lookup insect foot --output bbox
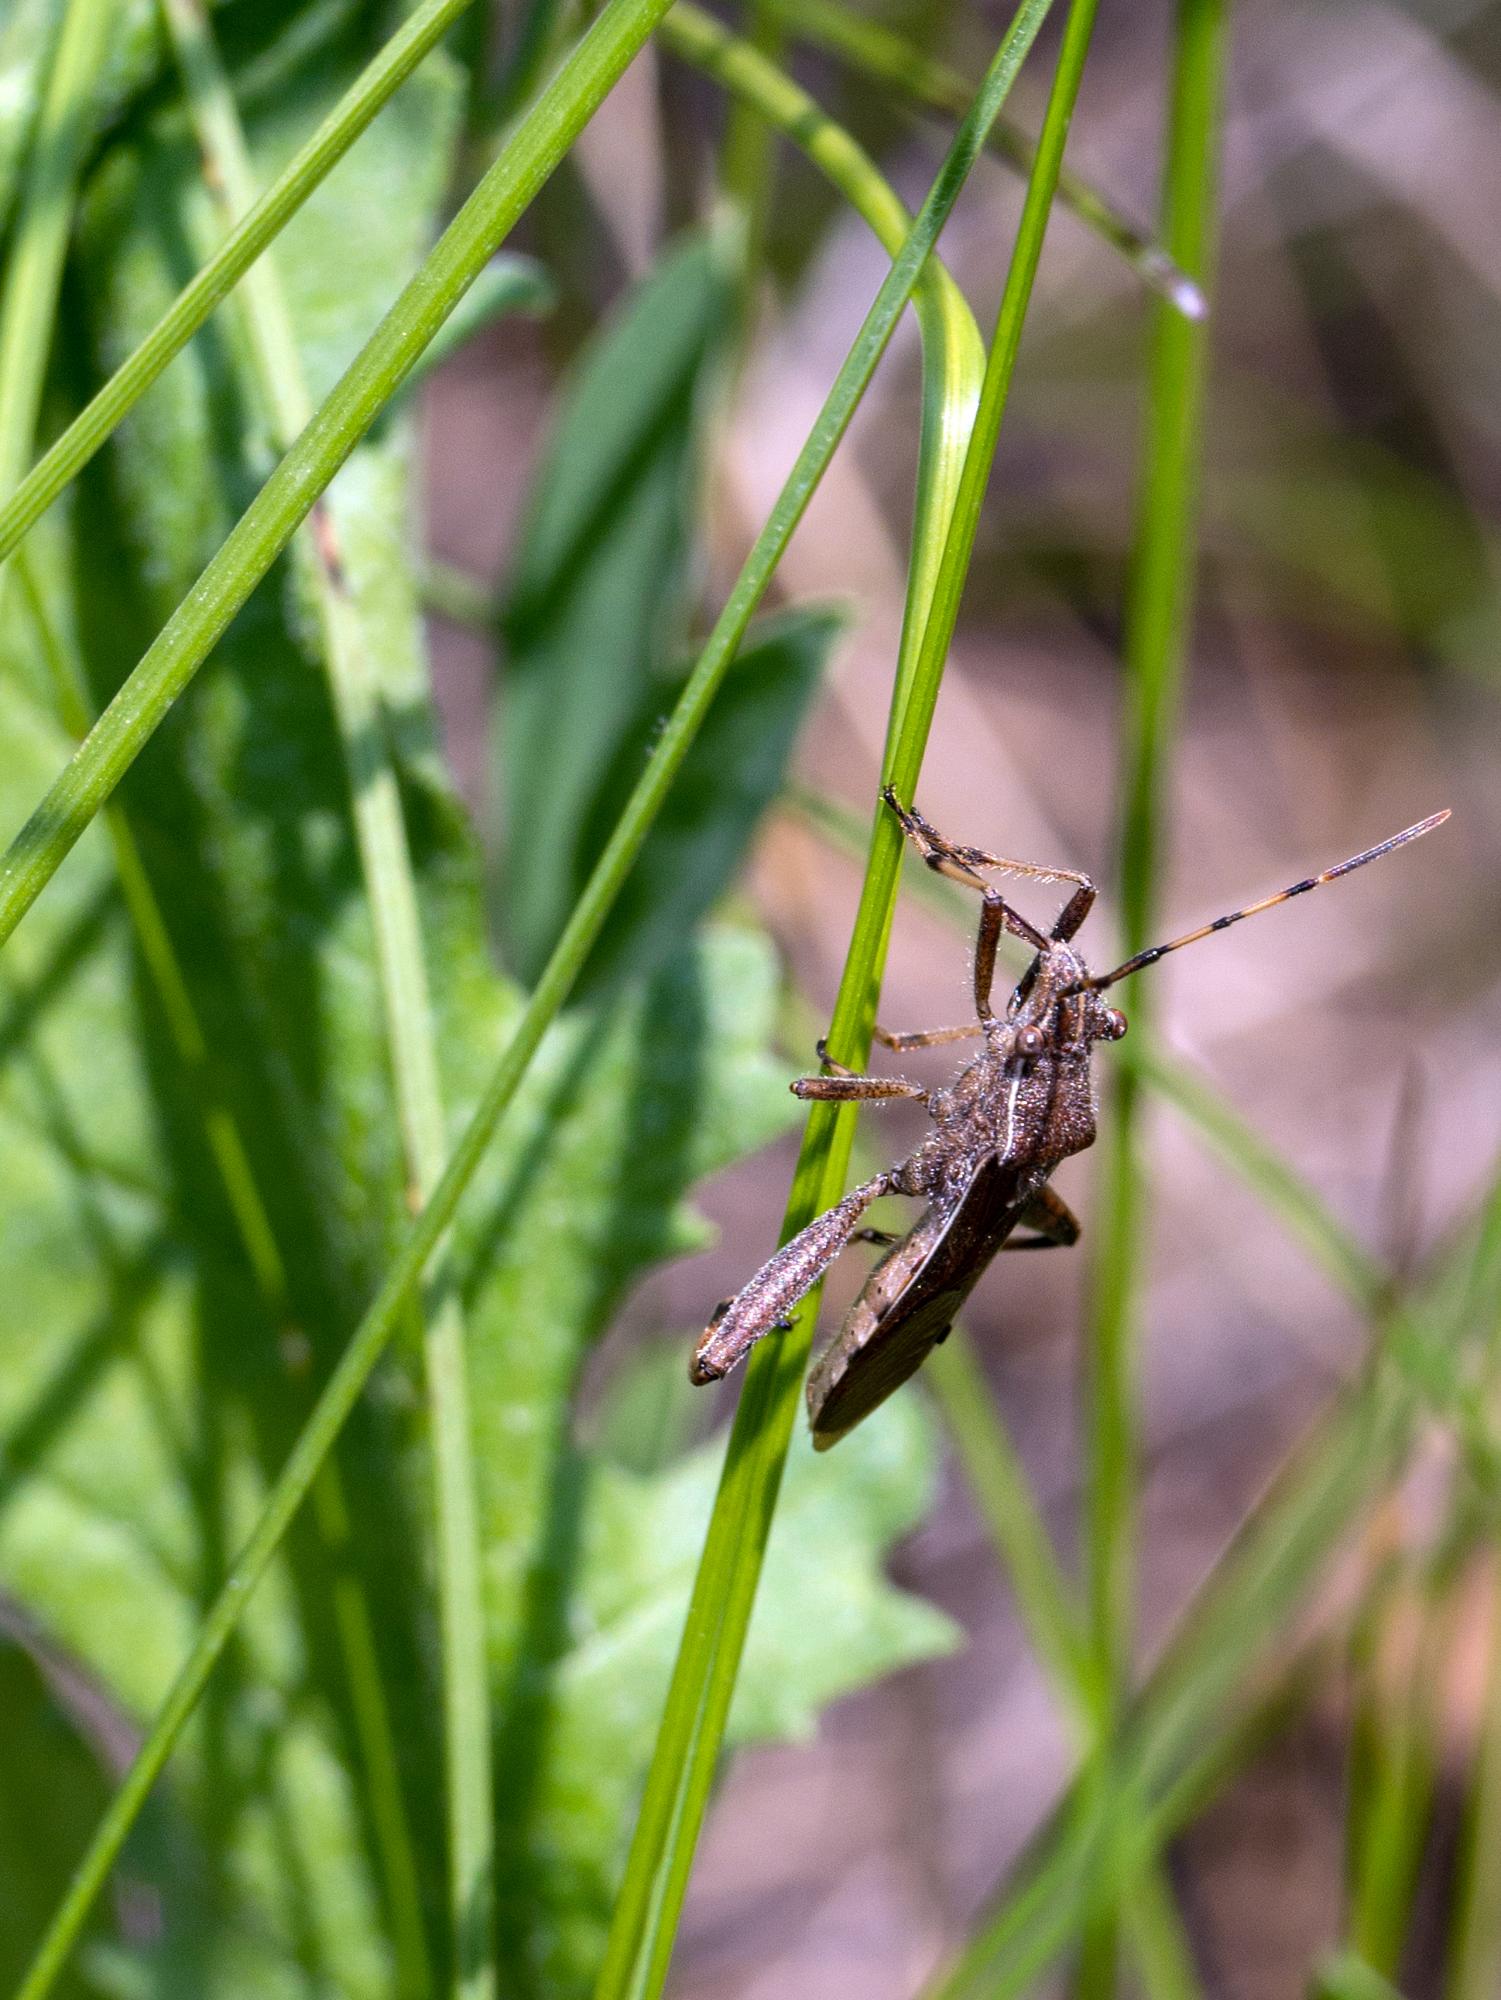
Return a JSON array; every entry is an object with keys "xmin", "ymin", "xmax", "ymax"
[{"xmin": 692, "ymin": 802, "xmax": 1450, "ymax": 1446}]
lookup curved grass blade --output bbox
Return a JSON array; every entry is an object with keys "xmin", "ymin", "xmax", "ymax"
[
  {"xmin": 597, "ymin": 5, "xmax": 1106, "ymax": 1994},
  {"xmin": 0, "ymin": 0, "xmax": 114, "ymax": 505},
  {"xmin": 762, "ymin": 0, "xmax": 1205, "ymax": 317},
  {"xmin": 10, "ymin": 0, "xmax": 1052, "ymax": 1986},
  {"xmin": 0, "ymin": 0, "xmax": 481, "ymax": 576}
]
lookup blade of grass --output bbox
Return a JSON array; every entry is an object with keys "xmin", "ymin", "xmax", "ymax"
[
  {"xmin": 1078, "ymin": 10, "xmax": 1226, "ymax": 1986},
  {"xmin": 1449, "ymin": 1556, "xmax": 1501, "ymax": 2000},
  {"xmin": 657, "ymin": 0, "xmax": 982, "ymax": 461},
  {"xmin": 154, "ymin": 2, "xmax": 492, "ymax": 1990},
  {"xmin": 0, "ymin": 0, "xmax": 481, "ymax": 576},
  {"xmin": 0, "ymin": 0, "xmax": 114, "ymax": 507},
  {"xmin": 0, "ymin": 0, "xmax": 680, "ymax": 954},
  {"xmin": 598, "ymin": 6, "xmax": 1104, "ymax": 1994},
  {"xmin": 1345, "ymin": 1559, "xmax": 1454, "ymax": 1979},
  {"xmin": 11, "ymin": 545, "xmax": 437, "ymax": 1996},
  {"xmin": 760, "ymin": 0, "xmax": 1205, "ymax": 317},
  {"xmin": 12, "ymin": 0, "xmax": 1062, "ymax": 1982}
]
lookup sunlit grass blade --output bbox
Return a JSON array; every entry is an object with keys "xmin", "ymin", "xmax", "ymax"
[
  {"xmin": 0, "ymin": 0, "xmax": 682, "ymax": 954},
  {"xmin": 0, "ymin": 0, "xmax": 114, "ymax": 505},
  {"xmin": 761, "ymin": 0, "xmax": 1205, "ymax": 316},
  {"xmin": 10, "ymin": 0, "xmax": 1060, "ymax": 1982},
  {"xmin": 597, "ymin": 5, "xmax": 1105, "ymax": 1993},
  {"xmin": 0, "ymin": 0, "xmax": 480, "ymax": 576},
  {"xmin": 155, "ymin": 1, "xmax": 492, "ymax": 1989}
]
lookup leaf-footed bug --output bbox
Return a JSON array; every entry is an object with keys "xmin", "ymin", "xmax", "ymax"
[{"xmin": 690, "ymin": 788, "xmax": 1450, "ymax": 1450}]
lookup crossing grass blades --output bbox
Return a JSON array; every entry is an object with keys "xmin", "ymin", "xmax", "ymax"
[{"xmin": 691, "ymin": 788, "xmax": 1450, "ymax": 1448}]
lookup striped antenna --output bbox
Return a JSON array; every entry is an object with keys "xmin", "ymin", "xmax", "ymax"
[{"xmin": 1087, "ymin": 810, "xmax": 1451, "ymax": 993}]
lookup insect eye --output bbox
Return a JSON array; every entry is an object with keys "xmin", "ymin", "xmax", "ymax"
[
  {"xmin": 1014, "ymin": 1025, "xmax": 1044, "ymax": 1059},
  {"xmin": 1102, "ymin": 1007, "xmax": 1128, "ymax": 1042}
]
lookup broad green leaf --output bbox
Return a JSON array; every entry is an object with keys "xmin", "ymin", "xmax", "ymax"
[
  {"xmin": 575, "ymin": 602, "xmax": 844, "ymax": 999},
  {"xmin": 495, "ymin": 228, "xmax": 734, "ymax": 981},
  {"xmin": 488, "ymin": 1330, "xmax": 960, "ymax": 1995}
]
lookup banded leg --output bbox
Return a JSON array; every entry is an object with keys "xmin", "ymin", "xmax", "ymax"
[
  {"xmin": 882, "ymin": 788, "xmax": 1096, "ymax": 1014},
  {"xmin": 691, "ymin": 1172, "xmax": 899, "ymax": 1383},
  {"xmin": 791, "ymin": 1072, "xmax": 928, "ymax": 1104},
  {"xmin": 874, "ymin": 1021, "xmax": 983, "ymax": 1051}
]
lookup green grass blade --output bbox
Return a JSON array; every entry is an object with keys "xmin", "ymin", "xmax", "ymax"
[
  {"xmin": 154, "ymin": 2, "xmax": 492, "ymax": 1990},
  {"xmin": 597, "ymin": 6, "xmax": 1103, "ymax": 1994},
  {"xmin": 1449, "ymin": 1559, "xmax": 1501, "ymax": 1999},
  {"xmin": 762, "ymin": 0, "xmax": 1205, "ymax": 316},
  {"xmin": 1345, "ymin": 1568, "xmax": 1451, "ymax": 1978},
  {"xmin": 1081, "ymin": 25, "xmax": 1228, "ymax": 1951},
  {"xmin": 0, "ymin": 0, "xmax": 114, "ymax": 503},
  {"xmin": 0, "ymin": 0, "xmax": 480, "ymax": 575},
  {"xmin": 9, "ymin": 0, "xmax": 1060, "ymax": 1981},
  {"xmin": 0, "ymin": 0, "xmax": 679, "ymax": 955}
]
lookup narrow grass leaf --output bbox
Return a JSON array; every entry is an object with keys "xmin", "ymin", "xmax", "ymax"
[{"xmin": 0, "ymin": 0, "xmax": 483, "ymax": 573}]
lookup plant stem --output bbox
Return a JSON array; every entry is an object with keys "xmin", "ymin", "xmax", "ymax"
[
  {"xmin": 0, "ymin": 0, "xmax": 481, "ymax": 575},
  {"xmin": 1449, "ymin": 1555, "xmax": 1501, "ymax": 2000},
  {"xmin": 928, "ymin": 1171, "xmax": 1501, "ymax": 1998},
  {"xmin": 156, "ymin": 0, "xmax": 493, "ymax": 1989}
]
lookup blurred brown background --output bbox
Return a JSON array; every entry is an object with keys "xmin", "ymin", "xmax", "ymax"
[{"xmin": 423, "ymin": 0, "xmax": 1501, "ymax": 1989}]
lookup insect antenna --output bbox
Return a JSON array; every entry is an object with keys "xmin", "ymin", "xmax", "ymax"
[{"xmin": 1085, "ymin": 809, "xmax": 1451, "ymax": 993}]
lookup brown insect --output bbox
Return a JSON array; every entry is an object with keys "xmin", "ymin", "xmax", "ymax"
[{"xmin": 690, "ymin": 788, "xmax": 1450, "ymax": 1450}]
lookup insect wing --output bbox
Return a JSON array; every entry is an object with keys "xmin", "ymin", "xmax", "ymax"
[{"xmin": 807, "ymin": 1155, "xmax": 1028, "ymax": 1450}]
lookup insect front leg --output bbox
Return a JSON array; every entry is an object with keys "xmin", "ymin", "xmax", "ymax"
[
  {"xmin": 882, "ymin": 788, "xmax": 1097, "ymax": 1017},
  {"xmin": 690, "ymin": 1172, "xmax": 900, "ymax": 1384}
]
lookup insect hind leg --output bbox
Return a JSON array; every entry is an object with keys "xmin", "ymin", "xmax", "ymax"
[{"xmin": 690, "ymin": 1171, "xmax": 901, "ymax": 1384}]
